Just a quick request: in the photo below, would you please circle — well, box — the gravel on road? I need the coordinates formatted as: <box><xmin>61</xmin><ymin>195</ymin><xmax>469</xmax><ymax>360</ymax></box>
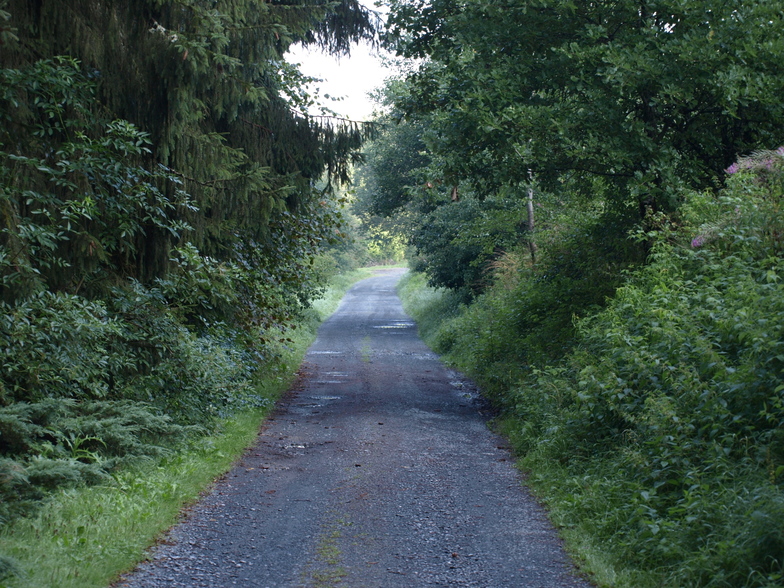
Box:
<box><xmin>118</xmin><ymin>268</ymin><xmax>592</xmax><ymax>588</ymax></box>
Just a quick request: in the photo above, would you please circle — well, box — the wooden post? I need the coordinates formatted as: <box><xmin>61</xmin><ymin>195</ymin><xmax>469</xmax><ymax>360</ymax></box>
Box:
<box><xmin>527</xmin><ymin>169</ymin><xmax>537</xmax><ymax>263</ymax></box>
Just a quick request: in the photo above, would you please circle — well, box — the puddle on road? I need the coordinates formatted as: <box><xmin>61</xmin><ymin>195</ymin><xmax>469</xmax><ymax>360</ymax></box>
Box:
<box><xmin>404</xmin><ymin>407</ymin><xmax>448</xmax><ymax>420</ymax></box>
<box><xmin>373</xmin><ymin>350</ymin><xmax>438</xmax><ymax>360</ymax></box>
<box><xmin>295</xmin><ymin>395</ymin><xmax>343</xmax><ymax>408</ymax></box>
<box><xmin>313</xmin><ymin>371</ymin><xmax>351</xmax><ymax>385</ymax></box>
<box><xmin>372</xmin><ymin>320</ymin><xmax>415</xmax><ymax>329</ymax></box>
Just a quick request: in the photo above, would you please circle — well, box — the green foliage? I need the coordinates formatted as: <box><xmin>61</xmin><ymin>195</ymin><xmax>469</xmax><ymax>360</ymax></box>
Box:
<box><xmin>409</xmin><ymin>202</ymin><xmax>642</xmax><ymax>396</ymax></box>
<box><xmin>409</xmin><ymin>191</ymin><xmax>525</xmax><ymax>298</ymax></box>
<box><xmin>0</xmin><ymin>398</ymin><xmax>192</xmax><ymax>524</ymax></box>
<box><xmin>401</xmin><ymin>152</ymin><xmax>784</xmax><ymax>586</ymax></box>
<box><xmin>0</xmin><ymin>553</ymin><xmax>19</xmax><ymax>583</ymax></box>
<box><xmin>354</xmin><ymin>92</ymin><xmax>431</xmax><ymax>218</ymax></box>
<box><xmin>396</xmin><ymin>270</ymin><xmax>463</xmax><ymax>341</ymax></box>
<box><xmin>0</xmin><ymin>292</ymin><xmax>114</xmax><ymax>402</ymax></box>
<box><xmin>0</xmin><ymin>58</ymin><xmax>191</xmax><ymax>301</ymax></box>
<box><xmin>512</xmin><ymin>176</ymin><xmax>784</xmax><ymax>586</ymax></box>
<box><xmin>385</xmin><ymin>0</ymin><xmax>784</xmax><ymax>212</ymax></box>
<box><xmin>351</xmin><ymin>85</ymin><xmax>429</xmax><ymax>266</ymax></box>
<box><xmin>360</xmin><ymin>221</ymin><xmax>408</xmax><ymax>264</ymax></box>
<box><xmin>0</xmin><ymin>284</ymin><xmax>267</xmax><ymax>419</ymax></box>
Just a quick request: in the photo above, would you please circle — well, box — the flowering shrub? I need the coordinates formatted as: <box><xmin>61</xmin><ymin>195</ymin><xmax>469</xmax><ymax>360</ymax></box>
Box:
<box><xmin>725</xmin><ymin>146</ymin><xmax>784</xmax><ymax>175</ymax></box>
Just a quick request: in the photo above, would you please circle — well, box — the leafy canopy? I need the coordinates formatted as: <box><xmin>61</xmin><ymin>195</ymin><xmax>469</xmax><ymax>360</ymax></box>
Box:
<box><xmin>385</xmin><ymin>0</ymin><xmax>784</xmax><ymax>210</ymax></box>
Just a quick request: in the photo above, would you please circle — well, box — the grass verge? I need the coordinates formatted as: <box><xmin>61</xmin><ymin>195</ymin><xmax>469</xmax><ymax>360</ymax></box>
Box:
<box><xmin>0</xmin><ymin>267</ymin><xmax>374</xmax><ymax>588</ymax></box>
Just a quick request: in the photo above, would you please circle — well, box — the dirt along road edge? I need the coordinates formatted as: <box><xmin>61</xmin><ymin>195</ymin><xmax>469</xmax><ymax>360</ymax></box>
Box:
<box><xmin>118</xmin><ymin>268</ymin><xmax>592</xmax><ymax>587</ymax></box>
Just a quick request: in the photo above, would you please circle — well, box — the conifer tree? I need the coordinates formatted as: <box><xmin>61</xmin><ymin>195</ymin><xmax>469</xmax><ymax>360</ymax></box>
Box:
<box><xmin>1</xmin><ymin>0</ymin><xmax>377</xmax><ymax>305</ymax></box>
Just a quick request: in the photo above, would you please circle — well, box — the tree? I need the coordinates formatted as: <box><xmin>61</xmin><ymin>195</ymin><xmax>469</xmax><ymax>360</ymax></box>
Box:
<box><xmin>385</xmin><ymin>0</ymin><xmax>784</xmax><ymax>212</ymax></box>
<box><xmin>1</xmin><ymin>0</ymin><xmax>377</xmax><ymax>286</ymax></box>
<box><xmin>1</xmin><ymin>0</ymin><xmax>380</xmax><ymax>329</ymax></box>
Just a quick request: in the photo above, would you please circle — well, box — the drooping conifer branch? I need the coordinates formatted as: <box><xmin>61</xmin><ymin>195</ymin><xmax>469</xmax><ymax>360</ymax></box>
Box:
<box><xmin>1</xmin><ymin>0</ymin><xmax>380</xmax><ymax>284</ymax></box>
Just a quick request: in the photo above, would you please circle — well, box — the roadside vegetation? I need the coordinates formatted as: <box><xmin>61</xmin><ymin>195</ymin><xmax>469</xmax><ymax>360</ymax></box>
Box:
<box><xmin>369</xmin><ymin>1</ymin><xmax>784</xmax><ymax>586</ymax></box>
<box><xmin>399</xmin><ymin>158</ymin><xmax>784</xmax><ymax>587</ymax></box>
<box><xmin>0</xmin><ymin>266</ymin><xmax>371</xmax><ymax>588</ymax></box>
<box><xmin>0</xmin><ymin>1</ymin><xmax>384</xmax><ymax>585</ymax></box>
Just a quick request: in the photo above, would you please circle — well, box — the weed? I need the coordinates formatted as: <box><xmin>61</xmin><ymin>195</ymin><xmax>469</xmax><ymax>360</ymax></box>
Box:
<box><xmin>303</xmin><ymin>512</ymin><xmax>352</xmax><ymax>588</ymax></box>
<box><xmin>360</xmin><ymin>337</ymin><xmax>373</xmax><ymax>363</ymax></box>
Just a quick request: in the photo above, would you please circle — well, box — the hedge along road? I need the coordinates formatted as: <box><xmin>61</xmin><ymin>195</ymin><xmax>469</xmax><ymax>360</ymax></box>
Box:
<box><xmin>119</xmin><ymin>268</ymin><xmax>592</xmax><ymax>588</ymax></box>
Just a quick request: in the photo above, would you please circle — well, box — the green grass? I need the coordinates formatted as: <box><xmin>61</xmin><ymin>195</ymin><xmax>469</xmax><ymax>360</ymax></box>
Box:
<box><xmin>301</xmin><ymin>511</ymin><xmax>352</xmax><ymax>588</ymax></box>
<box><xmin>0</xmin><ymin>267</ymin><xmax>375</xmax><ymax>588</ymax></box>
<box><xmin>0</xmin><ymin>409</ymin><xmax>272</xmax><ymax>588</ymax></box>
<box><xmin>396</xmin><ymin>271</ymin><xmax>462</xmax><ymax>346</ymax></box>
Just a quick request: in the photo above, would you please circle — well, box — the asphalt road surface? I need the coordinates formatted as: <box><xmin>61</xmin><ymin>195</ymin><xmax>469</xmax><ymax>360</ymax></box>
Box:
<box><xmin>119</xmin><ymin>268</ymin><xmax>592</xmax><ymax>588</ymax></box>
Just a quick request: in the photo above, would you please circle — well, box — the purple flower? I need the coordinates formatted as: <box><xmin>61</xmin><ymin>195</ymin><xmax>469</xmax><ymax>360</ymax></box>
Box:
<box><xmin>691</xmin><ymin>235</ymin><xmax>705</xmax><ymax>248</ymax></box>
<box><xmin>777</xmin><ymin>146</ymin><xmax>784</xmax><ymax>156</ymax></box>
<box><xmin>725</xmin><ymin>163</ymin><xmax>740</xmax><ymax>174</ymax></box>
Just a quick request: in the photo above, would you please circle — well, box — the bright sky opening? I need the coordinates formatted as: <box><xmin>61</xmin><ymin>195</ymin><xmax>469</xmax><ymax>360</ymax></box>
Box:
<box><xmin>286</xmin><ymin>42</ymin><xmax>391</xmax><ymax>121</ymax></box>
<box><xmin>286</xmin><ymin>3</ymin><xmax>393</xmax><ymax>121</ymax></box>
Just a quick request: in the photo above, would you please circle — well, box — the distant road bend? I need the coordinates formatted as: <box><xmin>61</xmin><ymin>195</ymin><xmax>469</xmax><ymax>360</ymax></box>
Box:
<box><xmin>120</xmin><ymin>268</ymin><xmax>592</xmax><ymax>587</ymax></box>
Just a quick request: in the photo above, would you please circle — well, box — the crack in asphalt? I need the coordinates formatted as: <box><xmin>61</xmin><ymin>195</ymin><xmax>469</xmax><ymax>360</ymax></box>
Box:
<box><xmin>118</xmin><ymin>268</ymin><xmax>593</xmax><ymax>588</ymax></box>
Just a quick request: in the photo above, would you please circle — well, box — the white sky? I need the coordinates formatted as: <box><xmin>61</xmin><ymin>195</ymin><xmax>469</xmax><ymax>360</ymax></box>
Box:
<box><xmin>285</xmin><ymin>43</ymin><xmax>391</xmax><ymax>121</ymax></box>
<box><xmin>285</xmin><ymin>3</ymin><xmax>394</xmax><ymax>121</ymax></box>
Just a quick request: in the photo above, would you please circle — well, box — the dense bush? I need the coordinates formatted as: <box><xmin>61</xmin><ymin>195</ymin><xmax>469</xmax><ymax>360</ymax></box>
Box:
<box><xmin>0</xmin><ymin>282</ymin><xmax>268</xmax><ymax>528</ymax></box>
<box><xmin>425</xmin><ymin>202</ymin><xmax>644</xmax><ymax>396</ymax></box>
<box><xmin>402</xmin><ymin>150</ymin><xmax>784</xmax><ymax>587</ymax></box>
<box><xmin>0</xmin><ymin>399</ymin><xmax>192</xmax><ymax>523</ymax></box>
<box><xmin>509</xmin><ymin>162</ymin><xmax>784</xmax><ymax>586</ymax></box>
<box><xmin>409</xmin><ymin>191</ymin><xmax>529</xmax><ymax>299</ymax></box>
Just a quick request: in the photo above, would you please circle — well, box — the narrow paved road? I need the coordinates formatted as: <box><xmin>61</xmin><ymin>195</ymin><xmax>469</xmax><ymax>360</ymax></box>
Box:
<box><xmin>119</xmin><ymin>268</ymin><xmax>591</xmax><ymax>587</ymax></box>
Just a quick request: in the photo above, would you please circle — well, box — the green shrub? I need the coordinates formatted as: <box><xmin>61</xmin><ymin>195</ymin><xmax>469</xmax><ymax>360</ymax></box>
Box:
<box><xmin>0</xmin><ymin>398</ymin><xmax>192</xmax><ymax>524</ymax></box>
<box><xmin>410</xmin><ymin>192</ymin><xmax>526</xmax><ymax>299</ymax></box>
<box><xmin>0</xmin><ymin>293</ymin><xmax>117</xmax><ymax>403</ymax></box>
<box><xmin>409</xmin><ymin>204</ymin><xmax>644</xmax><ymax>400</ymax></box>
<box><xmin>508</xmin><ymin>158</ymin><xmax>784</xmax><ymax>586</ymax></box>
<box><xmin>401</xmin><ymin>150</ymin><xmax>784</xmax><ymax>586</ymax></box>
